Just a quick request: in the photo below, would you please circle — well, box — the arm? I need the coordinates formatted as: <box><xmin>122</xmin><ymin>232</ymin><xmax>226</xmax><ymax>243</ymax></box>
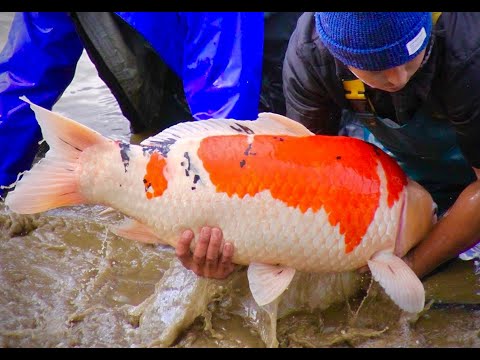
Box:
<box><xmin>404</xmin><ymin>168</ymin><xmax>480</xmax><ymax>278</ymax></box>
<box><xmin>282</xmin><ymin>20</ymin><xmax>341</xmax><ymax>134</ymax></box>
<box><xmin>404</xmin><ymin>46</ymin><xmax>480</xmax><ymax>279</ymax></box>
<box><xmin>0</xmin><ymin>12</ymin><xmax>83</xmax><ymax>196</ymax></box>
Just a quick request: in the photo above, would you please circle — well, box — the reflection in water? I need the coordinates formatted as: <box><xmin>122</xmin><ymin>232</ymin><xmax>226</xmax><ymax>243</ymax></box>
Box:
<box><xmin>1</xmin><ymin>12</ymin><xmax>480</xmax><ymax>348</ymax></box>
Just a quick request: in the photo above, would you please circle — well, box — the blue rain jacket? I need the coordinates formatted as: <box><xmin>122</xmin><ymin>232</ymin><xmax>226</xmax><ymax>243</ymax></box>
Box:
<box><xmin>0</xmin><ymin>12</ymin><xmax>264</xmax><ymax>191</ymax></box>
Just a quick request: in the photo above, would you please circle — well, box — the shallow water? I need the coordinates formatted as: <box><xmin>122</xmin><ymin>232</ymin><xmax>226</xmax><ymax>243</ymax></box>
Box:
<box><xmin>1</xmin><ymin>12</ymin><xmax>480</xmax><ymax>348</ymax></box>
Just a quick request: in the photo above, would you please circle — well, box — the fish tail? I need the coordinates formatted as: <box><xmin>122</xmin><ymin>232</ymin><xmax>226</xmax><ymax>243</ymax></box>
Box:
<box><xmin>5</xmin><ymin>96</ymin><xmax>108</xmax><ymax>214</ymax></box>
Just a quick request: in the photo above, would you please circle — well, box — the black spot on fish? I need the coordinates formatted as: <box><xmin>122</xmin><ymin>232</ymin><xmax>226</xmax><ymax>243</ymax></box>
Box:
<box><xmin>277</xmin><ymin>270</ymin><xmax>283</xmax><ymax>275</ymax></box>
<box><xmin>118</xmin><ymin>142</ymin><xmax>131</xmax><ymax>173</ymax></box>
<box><xmin>143</xmin><ymin>137</ymin><xmax>177</xmax><ymax>157</ymax></box>
<box><xmin>230</xmin><ymin>122</ymin><xmax>254</xmax><ymax>135</ymax></box>
<box><xmin>184</xmin><ymin>152</ymin><xmax>191</xmax><ymax>170</ymax></box>
<box><xmin>144</xmin><ymin>181</ymin><xmax>152</xmax><ymax>192</ymax></box>
<box><xmin>180</xmin><ymin>151</ymin><xmax>203</xmax><ymax>189</ymax></box>
<box><xmin>183</xmin><ymin>152</ymin><xmax>192</xmax><ymax>177</ymax></box>
<box><xmin>336</xmin><ymin>156</ymin><xmax>342</xmax><ymax>160</ymax></box>
<box><xmin>240</xmin><ymin>159</ymin><xmax>246</xmax><ymax>168</ymax></box>
<box><xmin>244</xmin><ymin>143</ymin><xmax>257</xmax><ymax>156</ymax></box>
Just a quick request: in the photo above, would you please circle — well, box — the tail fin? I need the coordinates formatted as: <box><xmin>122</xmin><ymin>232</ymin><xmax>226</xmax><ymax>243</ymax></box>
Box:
<box><xmin>5</xmin><ymin>96</ymin><xmax>108</xmax><ymax>214</ymax></box>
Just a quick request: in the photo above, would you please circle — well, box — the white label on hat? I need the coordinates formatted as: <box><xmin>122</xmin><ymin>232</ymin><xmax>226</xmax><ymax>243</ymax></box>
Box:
<box><xmin>406</xmin><ymin>27</ymin><xmax>427</xmax><ymax>56</ymax></box>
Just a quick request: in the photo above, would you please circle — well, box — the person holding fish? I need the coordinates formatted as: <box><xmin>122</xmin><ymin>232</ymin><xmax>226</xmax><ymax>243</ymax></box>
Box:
<box><xmin>0</xmin><ymin>12</ymin><xmax>301</xmax><ymax>279</ymax></box>
<box><xmin>270</xmin><ymin>12</ymin><xmax>480</xmax><ymax>280</ymax></box>
<box><xmin>180</xmin><ymin>12</ymin><xmax>480</xmax><ymax>283</ymax></box>
<box><xmin>4</xmin><ymin>11</ymin><xmax>478</xmax><ymax>301</ymax></box>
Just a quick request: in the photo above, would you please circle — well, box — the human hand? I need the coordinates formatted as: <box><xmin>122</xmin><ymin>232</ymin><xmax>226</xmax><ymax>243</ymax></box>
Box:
<box><xmin>176</xmin><ymin>226</ymin><xmax>235</xmax><ymax>279</ymax></box>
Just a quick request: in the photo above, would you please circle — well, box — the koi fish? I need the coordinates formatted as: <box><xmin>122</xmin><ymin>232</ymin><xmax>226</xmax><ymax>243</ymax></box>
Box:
<box><xmin>5</xmin><ymin>97</ymin><xmax>437</xmax><ymax>314</ymax></box>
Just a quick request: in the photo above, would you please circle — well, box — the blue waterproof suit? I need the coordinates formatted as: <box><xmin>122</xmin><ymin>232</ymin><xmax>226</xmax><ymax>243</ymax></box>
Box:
<box><xmin>0</xmin><ymin>12</ymin><xmax>264</xmax><ymax>193</ymax></box>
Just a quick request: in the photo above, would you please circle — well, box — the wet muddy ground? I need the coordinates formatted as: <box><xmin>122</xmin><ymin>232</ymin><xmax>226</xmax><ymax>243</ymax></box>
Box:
<box><xmin>1</xmin><ymin>202</ymin><xmax>480</xmax><ymax>348</ymax></box>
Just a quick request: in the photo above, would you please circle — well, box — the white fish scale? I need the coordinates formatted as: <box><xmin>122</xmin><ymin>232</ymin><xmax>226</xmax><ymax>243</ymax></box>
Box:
<box><xmin>347</xmin><ymin>162</ymin><xmax>404</xmax><ymax>268</ymax></box>
<box><xmin>79</xmin><ymin>138</ymin><xmax>405</xmax><ymax>274</ymax></box>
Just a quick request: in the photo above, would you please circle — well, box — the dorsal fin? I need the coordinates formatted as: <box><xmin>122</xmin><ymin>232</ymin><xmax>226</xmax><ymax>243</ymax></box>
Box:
<box><xmin>140</xmin><ymin>112</ymin><xmax>313</xmax><ymax>146</ymax></box>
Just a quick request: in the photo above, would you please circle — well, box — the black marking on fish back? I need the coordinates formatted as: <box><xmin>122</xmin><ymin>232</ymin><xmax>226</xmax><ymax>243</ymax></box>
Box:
<box><xmin>142</xmin><ymin>137</ymin><xmax>177</xmax><ymax>157</ymax></box>
<box><xmin>180</xmin><ymin>152</ymin><xmax>203</xmax><ymax>191</ymax></box>
<box><xmin>183</xmin><ymin>152</ymin><xmax>191</xmax><ymax>177</ymax></box>
<box><xmin>230</xmin><ymin>122</ymin><xmax>254</xmax><ymax>135</ymax></box>
<box><xmin>244</xmin><ymin>143</ymin><xmax>257</xmax><ymax>156</ymax></box>
<box><xmin>118</xmin><ymin>142</ymin><xmax>131</xmax><ymax>173</ymax></box>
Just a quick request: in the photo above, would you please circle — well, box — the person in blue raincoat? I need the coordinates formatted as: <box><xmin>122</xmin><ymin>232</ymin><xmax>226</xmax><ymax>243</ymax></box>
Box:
<box><xmin>0</xmin><ymin>12</ymin><xmax>302</xmax><ymax>278</ymax></box>
<box><xmin>281</xmin><ymin>12</ymin><xmax>480</xmax><ymax>281</ymax></box>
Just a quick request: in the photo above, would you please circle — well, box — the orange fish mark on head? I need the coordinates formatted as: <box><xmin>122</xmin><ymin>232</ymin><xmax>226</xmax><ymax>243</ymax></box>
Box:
<box><xmin>198</xmin><ymin>135</ymin><xmax>386</xmax><ymax>253</ymax></box>
<box><xmin>143</xmin><ymin>152</ymin><xmax>168</xmax><ymax>199</ymax></box>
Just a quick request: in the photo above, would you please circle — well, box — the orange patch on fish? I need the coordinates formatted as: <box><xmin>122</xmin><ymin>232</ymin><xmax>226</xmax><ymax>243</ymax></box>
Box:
<box><xmin>144</xmin><ymin>152</ymin><xmax>168</xmax><ymax>199</ymax></box>
<box><xmin>376</xmin><ymin>149</ymin><xmax>407</xmax><ymax>207</ymax></box>
<box><xmin>198</xmin><ymin>135</ymin><xmax>405</xmax><ymax>253</ymax></box>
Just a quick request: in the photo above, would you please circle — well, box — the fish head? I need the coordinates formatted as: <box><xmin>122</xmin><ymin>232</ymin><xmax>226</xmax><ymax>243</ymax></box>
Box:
<box><xmin>394</xmin><ymin>179</ymin><xmax>437</xmax><ymax>257</ymax></box>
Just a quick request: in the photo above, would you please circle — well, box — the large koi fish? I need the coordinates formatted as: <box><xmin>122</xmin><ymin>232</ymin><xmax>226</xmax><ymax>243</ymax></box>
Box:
<box><xmin>5</xmin><ymin>97</ymin><xmax>437</xmax><ymax>314</ymax></box>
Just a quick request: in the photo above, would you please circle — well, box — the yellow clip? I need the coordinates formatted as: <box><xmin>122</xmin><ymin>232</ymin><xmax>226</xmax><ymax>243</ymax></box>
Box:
<box><xmin>343</xmin><ymin>79</ymin><xmax>366</xmax><ymax>100</ymax></box>
<box><xmin>432</xmin><ymin>12</ymin><xmax>442</xmax><ymax>25</ymax></box>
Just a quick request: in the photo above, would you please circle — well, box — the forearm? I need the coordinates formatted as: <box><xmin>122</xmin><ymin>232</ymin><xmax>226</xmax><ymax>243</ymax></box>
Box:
<box><xmin>406</xmin><ymin>177</ymin><xmax>480</xmax><ymax>279</ymax></box>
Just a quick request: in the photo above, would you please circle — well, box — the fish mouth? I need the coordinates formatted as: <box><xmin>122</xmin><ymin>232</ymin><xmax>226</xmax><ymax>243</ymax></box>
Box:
<box><xmin>394</xmin><ymin>180</ymin><xmax>437</xmax><ymax>258</ymax></box>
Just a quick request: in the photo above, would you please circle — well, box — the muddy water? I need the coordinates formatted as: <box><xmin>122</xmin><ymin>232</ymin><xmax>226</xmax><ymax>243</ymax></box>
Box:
<box><xmin>1</xmin><ymin>12</ymin><xmax>480</xmax><ymax>348</ymax></box>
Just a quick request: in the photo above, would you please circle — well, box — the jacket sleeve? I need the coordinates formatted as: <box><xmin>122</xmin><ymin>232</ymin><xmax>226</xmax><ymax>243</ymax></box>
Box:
<box><xmin>282</xmin><ymin>25</ymin><xmax>341</xmax><ymax>135</ymax></box>
<box><xmin>0</xmin><ymin>12</ymin><xmax>83</xmax><ymax>193</ymax></box>
<box><xmin>181</xmin><ymin>12</ymin><xmax>264</xmax><ymax>121</ymax></box>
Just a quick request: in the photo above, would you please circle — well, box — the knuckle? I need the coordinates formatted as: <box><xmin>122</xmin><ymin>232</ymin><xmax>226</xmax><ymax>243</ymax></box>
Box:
<box><xmin>206</xmin><ymin>254</ymin><xmax>218</xmax><ymax>263</ymax></box>
<box><xmin>193</xmin><ymin>255</ymin><xmax>205</xmax><ymax>264</ymax></box>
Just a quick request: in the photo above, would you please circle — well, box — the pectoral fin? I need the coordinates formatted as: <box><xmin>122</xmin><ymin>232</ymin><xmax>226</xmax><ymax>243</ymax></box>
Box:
<box><xmin>110</xmin><ymin>218</ymin><xmax>165</xmax><ymax>244</ymax></box>
<box><xmin>367</xmin><ymin>251</ymin><xmax>425</xmax><ymax>313</ymax></box>
<box><xmin>247</xmin><ymin>263</ymin><xmax>296</xmax><ymax>306</ymax></box>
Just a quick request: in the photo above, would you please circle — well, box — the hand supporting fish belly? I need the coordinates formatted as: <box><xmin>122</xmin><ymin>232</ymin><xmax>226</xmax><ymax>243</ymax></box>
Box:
<box><xmin>6</xmin><ymin>96</ymin><xmax>438</xmax><ymax>314</ymax></box>
<box><xmin>176</xmin><ymin>226</ymin><xmax>235</xmax><ymax>280</ymax></box>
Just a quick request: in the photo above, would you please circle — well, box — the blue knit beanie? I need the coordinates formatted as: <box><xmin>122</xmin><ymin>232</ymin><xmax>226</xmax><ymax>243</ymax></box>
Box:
<box><xmin>315</xmin><ymin>12</ymin><xmax>432</xmax><ymax>71</ymax></box>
